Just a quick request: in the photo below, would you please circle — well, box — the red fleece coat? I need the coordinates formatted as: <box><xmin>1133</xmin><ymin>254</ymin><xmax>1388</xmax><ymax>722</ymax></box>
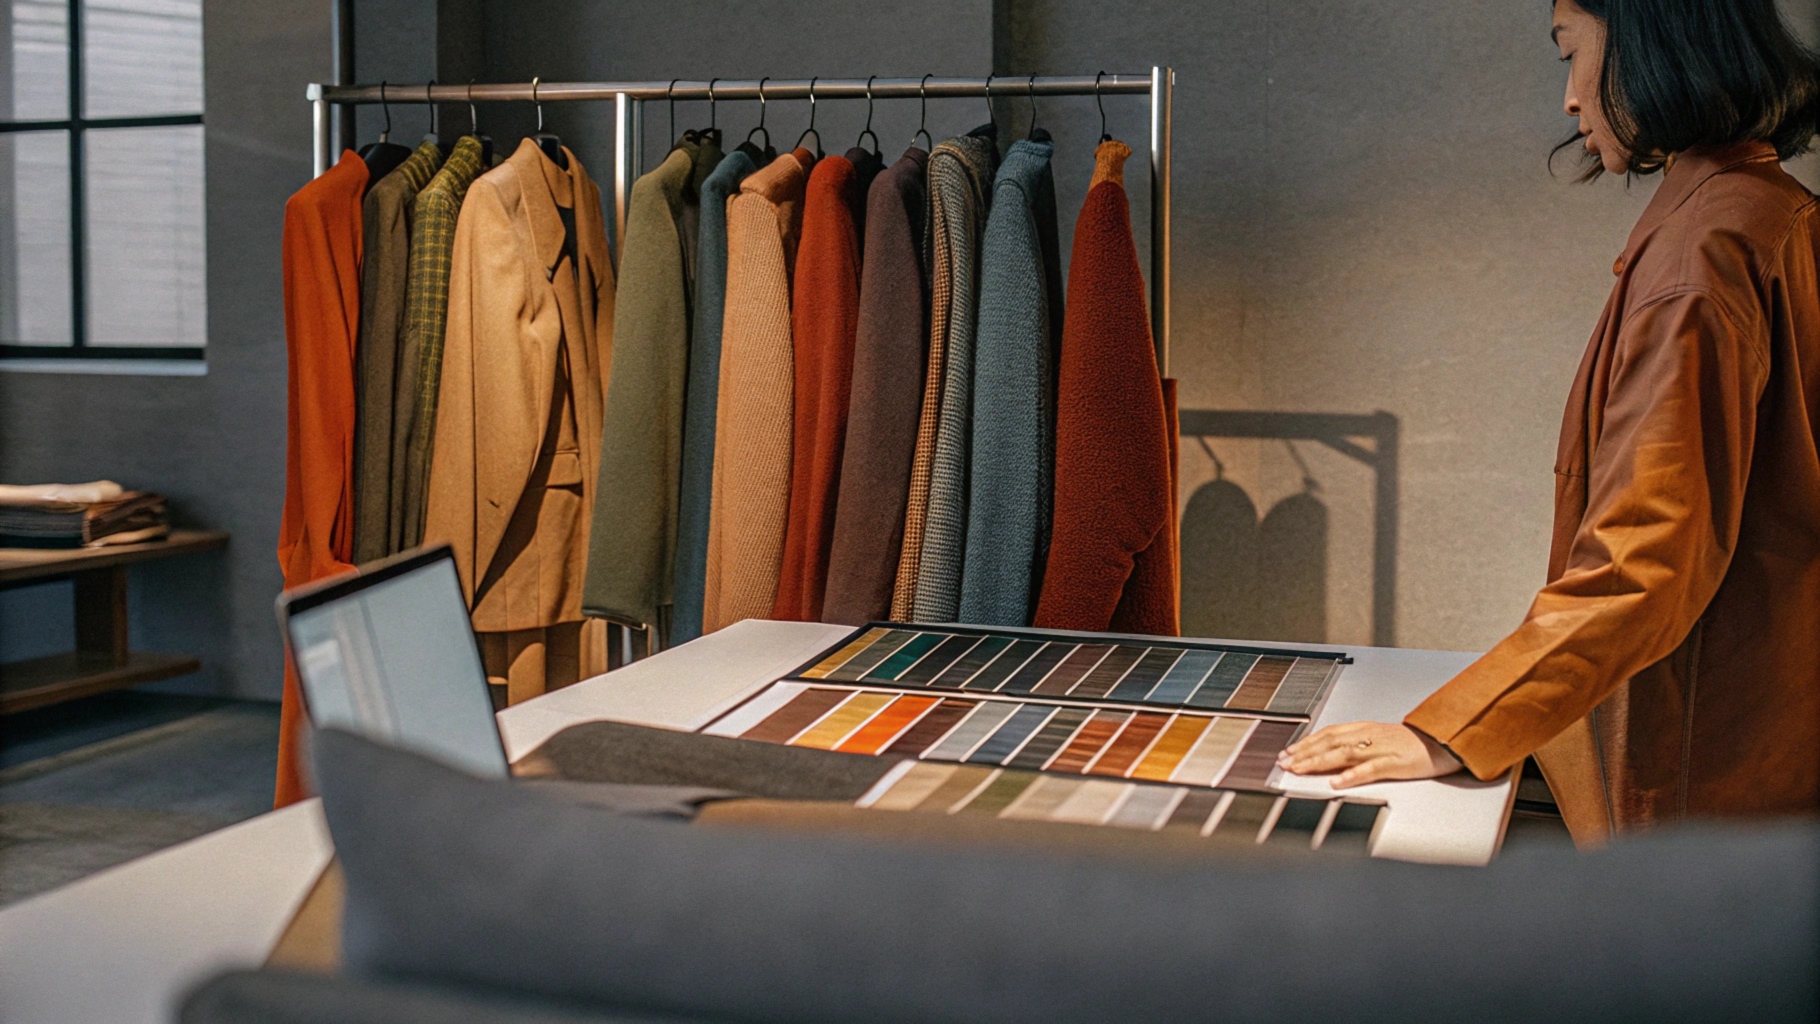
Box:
<box><xmin>773</xmin><ymin>154</ymin><xmax>864</xmax><ymax>621</ymax></box>
<box><xmin>1035</xmin><ymin>141</ymin><xmax>1179</xmax><ymax>636</ymax></box>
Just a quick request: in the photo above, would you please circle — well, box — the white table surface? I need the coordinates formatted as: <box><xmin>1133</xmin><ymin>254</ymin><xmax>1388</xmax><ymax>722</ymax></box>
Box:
<box><xmin>0</xmin><ymin>619</ymin><xmax>1513</xmax><ymax>1023</ymax></box>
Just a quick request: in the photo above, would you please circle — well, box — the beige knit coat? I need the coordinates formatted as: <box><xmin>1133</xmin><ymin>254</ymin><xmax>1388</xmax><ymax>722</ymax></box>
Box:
<box><xmin>702</xmin><ymin>150</ymin><xmax>812</xmax><ymax>632</ymax></box>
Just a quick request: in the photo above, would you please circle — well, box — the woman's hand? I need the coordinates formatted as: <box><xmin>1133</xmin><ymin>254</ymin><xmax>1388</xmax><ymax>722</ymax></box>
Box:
<box><xmin>1277</xmin><ymin>721</ymin><xmax>1463</xmax><ymax>789</ymax></box>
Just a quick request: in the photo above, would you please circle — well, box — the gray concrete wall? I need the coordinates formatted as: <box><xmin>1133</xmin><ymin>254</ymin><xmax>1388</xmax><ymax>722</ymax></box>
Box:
<box><xmin>4</xmin><ymin>1</ymin><xmax>1814</xmax><ymax>699</ymax></box>
<box><xmin>1005</xmin><ymin>0</ymin><xmax>1820</xmax><ymax>650</ymax></box>
<box><xmin>0</xmin><ymin>1</ymin><xmax>331</xmax><ymax>696</ymax></box>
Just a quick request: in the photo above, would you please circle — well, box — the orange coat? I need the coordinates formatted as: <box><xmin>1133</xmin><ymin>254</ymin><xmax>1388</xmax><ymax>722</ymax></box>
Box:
<box><xmin>1406</xmin><ymin>143</ymin><xmax>1820</xmax><ymax>843</ymax></box>
<box><xmin>275</xmin><ymin>150</ymin><xmax>367</xmax><ymax>807</ymax></box>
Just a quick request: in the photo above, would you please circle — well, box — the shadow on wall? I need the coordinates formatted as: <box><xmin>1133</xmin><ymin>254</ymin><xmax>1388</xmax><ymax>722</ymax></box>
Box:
<box><xmin>1177</xmin><ymin>411</ymin><xmax>1399</xmax><ymax>648</ymax></box>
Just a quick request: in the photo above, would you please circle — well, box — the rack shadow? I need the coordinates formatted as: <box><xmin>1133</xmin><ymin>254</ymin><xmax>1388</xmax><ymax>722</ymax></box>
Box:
<box><xmin>1177</xmin><ymin>410</ymin><xmax>1399</xmax><ymax>648</ymax></box>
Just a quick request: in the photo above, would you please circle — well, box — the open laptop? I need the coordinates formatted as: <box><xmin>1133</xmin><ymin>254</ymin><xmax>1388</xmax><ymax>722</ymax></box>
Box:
<box><xmin>276</xmin><ymin>545</ymin><xmax>510</xmax><ymax>779</ymax></box>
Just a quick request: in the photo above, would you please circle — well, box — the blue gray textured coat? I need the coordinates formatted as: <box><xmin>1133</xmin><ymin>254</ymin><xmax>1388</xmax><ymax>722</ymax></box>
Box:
<box><xmin>960</xmin><ymin>136</ymin><xmax>1063</xmax><ymax>626</ymax></box>
<box><xmin>670</xmin><ymin>148</ymin><xmax>756</xmax><ymax>643</ymax></box>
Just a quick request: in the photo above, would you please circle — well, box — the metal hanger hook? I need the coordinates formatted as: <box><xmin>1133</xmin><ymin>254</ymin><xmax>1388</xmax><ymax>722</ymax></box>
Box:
<box><xmin>426</xmin><ymin>79</ymin><xmax>437</xmax><ymax>136</ymax></box>
<box><xmin>379</xmin><ymin>80</ymin><xmax>392</xmax><ymax>140</ymax></box>
<box><xmin>708</xmin><ymin>77</ymin><xmax>719</xmax><ymax>130</ymax></box>
<box><xmin>531</xmin><ymin>76</ymin><xmax>543</xmax><ymax>132</ymax></box>
<box><xmin>747</xmin><ymin>76</ymin><xmax>771</xmax><ymax>150</ymax></box>
<box><xmin>913</xmin><ymin>73</ymin><xmax>934</xmax><ymax>150</ymax></box>
<box><xmin>858</xmin><ymin>74</ymin><xmax>879</xmax><ymax>152</ymax></box>
<box><xmin>983</xmin><ymin>73</ymin><xmax>995</xmax><ymax>128</ymax></box>
<box><xmin>795</xmin><ymin>75</ymin><xmax>820</xmax><ymax>152</ymax></box>
<box><xmin>467</xmin><ymin>79</ymin><xmax>479</xmax><ymax>135</ymax></box>
<box><xmin>668</xmin><ymin>79</ymin><xmax>680</xmax><ymax>142</ymax></box>
<box><xmin>1026</xmin><ymin>73</ymin><xmax>1038</xmax><ymax>136</ymax></box>
<box><xmin>1095</xmin><ymin>70</ymin><xmax>1109</xmax><ymax>141</ymax></box>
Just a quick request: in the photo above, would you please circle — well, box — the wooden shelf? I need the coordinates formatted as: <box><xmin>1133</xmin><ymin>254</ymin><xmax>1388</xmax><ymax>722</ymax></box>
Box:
<box><xmin>0</xmin><ymin>529</ymin><xmax>228</xmax><ymax>588</ymax></box>
<box><xmin>0</xmin><ymin>651</ymin><xmax>202</xmax><ymax>715</ymax></box>
<box><xmin>0</xmin><ymin>528</ymin><xmax>228</xmax><ymax>714</ymax></box>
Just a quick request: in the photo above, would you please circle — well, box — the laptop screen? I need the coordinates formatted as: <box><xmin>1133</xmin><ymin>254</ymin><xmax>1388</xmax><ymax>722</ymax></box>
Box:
<box><xmin>284</xmin><ymin>553</ymin><xmax>509</xmax><ymax>779</ymax></box>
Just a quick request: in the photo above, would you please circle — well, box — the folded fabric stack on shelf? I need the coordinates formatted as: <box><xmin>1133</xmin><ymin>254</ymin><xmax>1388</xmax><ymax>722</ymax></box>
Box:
<box><xmin>0</xmin><ymin>480</ymin><xmax>170</xmax><ymax>549</ymax></box>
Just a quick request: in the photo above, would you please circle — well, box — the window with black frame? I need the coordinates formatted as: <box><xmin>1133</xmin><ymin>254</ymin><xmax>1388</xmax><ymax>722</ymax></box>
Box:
<box><xmin>0</xmin><ymin>0</ymin><xmax>204</xmax><ymax>363</ymax></box>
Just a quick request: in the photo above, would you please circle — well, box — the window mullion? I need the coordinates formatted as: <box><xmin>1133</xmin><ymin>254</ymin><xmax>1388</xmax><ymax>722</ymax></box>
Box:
<box><xmin>67</xmin><ymin>0</ymin><xmax>85</xmax><ymax>348</ymax></box>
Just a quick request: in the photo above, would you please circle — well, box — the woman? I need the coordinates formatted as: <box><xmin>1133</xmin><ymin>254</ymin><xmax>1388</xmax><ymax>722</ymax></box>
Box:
<box><xmin>1281</xmin><ymin>0</ymin><xmax>1820</xmax><ymax>844</ymax></box>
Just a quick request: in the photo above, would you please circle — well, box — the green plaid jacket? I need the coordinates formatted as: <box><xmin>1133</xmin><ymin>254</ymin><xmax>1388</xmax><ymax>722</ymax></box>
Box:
<box><xmin>390</xmin><ymin>134</ymin><xmax>486</xmax><ymax>551</ymax></box>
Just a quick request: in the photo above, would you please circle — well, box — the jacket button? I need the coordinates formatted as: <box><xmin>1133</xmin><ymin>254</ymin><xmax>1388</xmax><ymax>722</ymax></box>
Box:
<box><xmin>1612</xmin><ymin>256</ymin><xmax>1625</xmax><ymax>276</ymax></box>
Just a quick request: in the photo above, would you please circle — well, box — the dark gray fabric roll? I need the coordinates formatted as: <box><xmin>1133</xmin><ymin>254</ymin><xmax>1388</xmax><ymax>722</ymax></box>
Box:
<box><xmin>179</xmin><ymin>968</ymin><xmax>708</xmax><ymax>1024</ymax></box>
<box><xmin>521</xmin><ymin>719</ymin><xmax>896</xmax><ymax>801</ymax></box>
<box><xmin>316</xmin><ymin>729</ymin><xmax>1817</xmax><ymax>1024</ymax></box>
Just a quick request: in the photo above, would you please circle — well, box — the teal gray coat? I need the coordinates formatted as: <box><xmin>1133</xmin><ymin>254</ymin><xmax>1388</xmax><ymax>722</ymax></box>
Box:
<box><xmin>960</xmin><ymin>135</ymin><xmax>1063</xmax><ymax>626</ymax></box>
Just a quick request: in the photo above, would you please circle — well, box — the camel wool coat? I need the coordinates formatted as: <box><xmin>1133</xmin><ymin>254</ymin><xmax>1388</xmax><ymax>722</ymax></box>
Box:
<box><xmin>703</xmin><ymin>149</ymin><xmax>813</xmax><ymax>632</ymax></box>
<box><xmin>1405</xmin><ymin>143</ymin><xmax>1820</xmax><ymax>843</ymax></box>
<box><xmin>423</xmin><ymin>140</ymin><xmax>614</xmax><ymax>703</ymax></box>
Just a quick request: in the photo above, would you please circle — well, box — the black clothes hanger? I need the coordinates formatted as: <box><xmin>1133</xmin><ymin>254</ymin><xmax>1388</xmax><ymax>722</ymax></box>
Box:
<box><xmin>467</xmin><ymin>80</ymin><xmax>493</xmax><ymax>165</ymax></box>
<box><xmin>358</xmin><ymin>81</ymin><xmax>413</xmax><ymax>180</ymax></box>
<box><xmin>698</xmin><ymin>78</ymin><xmax>723</xmax><ymax>150</ymax></box>
<box><xmin>855</xmin><ymin>75</ymin><xmax>880</xmax><ymax>157</ymax></box>
<box><xmin>966</xmin><ymin>74</ymin><xmax>997</xmax><ymax>141</ymax></box>
<box><xmin>1025</xmin><ymin>74</ymin><xmax>1041</xmax><ymax>140</ymax></box>
<box><xmin>737</xmin><ymin>77</ymin><xmax>772</xmax><ymax>165</ymax></box>
<box><xmin>529</xmin><ymin>77</ymin><xmax>567</xmax><ymax>170</ymax></box>
<box><xmin>794</xmin><ymin>76</ymin><xmax>822</xmax><ymax>159</ymax></box>
<box><xmin>667</xmin><ymin>79</ymin><xmax>698</xmax><ymax>153</ymax></box>
<box><xmin>422</xmin><ymin>80</ymin><xmax>442</xmax><ymax>151</ymax></box>
<box><xmin>1096</xmin><ymin>71</ymin><xmax>1113</xmax><ymax>143</ymax></box>
<box><xmin>911</xmin><ymin>74</ymin><xmax>934</xmax><ymax>152</ymax></box>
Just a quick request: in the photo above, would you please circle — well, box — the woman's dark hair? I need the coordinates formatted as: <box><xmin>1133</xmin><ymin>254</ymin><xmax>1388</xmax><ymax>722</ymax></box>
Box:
<box><xmin>1554</xmin><ymin>0</ymin><xmax>1820</xmax><ymax>178</ymax></box>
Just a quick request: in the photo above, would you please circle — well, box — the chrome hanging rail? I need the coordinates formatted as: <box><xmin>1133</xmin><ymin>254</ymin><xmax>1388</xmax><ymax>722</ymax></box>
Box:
<box><xmin>306</xmin><ymin>71</ymin><xmax>1171</xmax><ymax>374</ymax></box>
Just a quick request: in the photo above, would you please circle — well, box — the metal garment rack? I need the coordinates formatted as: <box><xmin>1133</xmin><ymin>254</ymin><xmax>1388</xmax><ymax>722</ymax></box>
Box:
<box><xmin>308</xmin><ymin>71</ymin><xmax>1174</xmax><ymax>375</ymax></box>
<box><xmin>306</xmin><ymin>71</ymin><xmax>1174</xmax><ymax>662</ymax></box>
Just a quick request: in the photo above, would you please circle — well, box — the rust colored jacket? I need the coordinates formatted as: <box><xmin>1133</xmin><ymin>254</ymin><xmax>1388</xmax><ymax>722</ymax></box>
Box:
<box><xmin>276</xmin><ymin>150</ymin><xmax>367</xmax><ymax>806</ymax></box>
<box><xmin>1406</xmin><ymin>143</ymin><xmax>1820</xmax><ymax>843</ymax></box>
<box><xmin>1034</xmin><ymin>142</ymin><xmax>1179</xmax><ymax>637</ymax></box>
<box><xmin>775</xmin><ymin>152</ymin><xmax>864</xmax><ymax>622</ymax></box>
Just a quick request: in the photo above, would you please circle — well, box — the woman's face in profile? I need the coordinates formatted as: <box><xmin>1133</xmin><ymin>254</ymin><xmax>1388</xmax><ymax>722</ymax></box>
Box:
<box><xmin>1554</xmin><ymin>0</ymin><xmax>1632</xmax><ymax>175</ymax></box>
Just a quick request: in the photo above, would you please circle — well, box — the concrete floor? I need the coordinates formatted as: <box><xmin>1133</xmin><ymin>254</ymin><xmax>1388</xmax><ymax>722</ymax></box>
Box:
<box><xmin>0</xmin><ymin>692</ymin><xmax>280</xmax><ymax>907</ymax></box>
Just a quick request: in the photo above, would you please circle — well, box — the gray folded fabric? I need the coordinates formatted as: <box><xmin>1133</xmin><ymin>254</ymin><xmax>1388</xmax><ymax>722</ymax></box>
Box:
<box><xmin>180</xmin><ymin>968</ymin><xmax>712</xmax><ymax>1024</ymax></box>
<box><xmin>519</xmin><ymin>719</ymin><xmax>896</xmax><ymax>801</ymax></box>
<box><xmin>315</xmin><ymin>728</ymin><xmax>1817</xmax><ymax>1024</ymax></box>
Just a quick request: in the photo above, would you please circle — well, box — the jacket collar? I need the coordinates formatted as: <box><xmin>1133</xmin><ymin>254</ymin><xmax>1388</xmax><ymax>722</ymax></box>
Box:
<box><xmin>1623</xmin><ymin>141</ymin><xmax>1780</xmax><ymax>263</ymax></box>
<box><xmin>506</xmin><ymin>137</ymin><xmax>581</xmax><ymax>281</ymax></box>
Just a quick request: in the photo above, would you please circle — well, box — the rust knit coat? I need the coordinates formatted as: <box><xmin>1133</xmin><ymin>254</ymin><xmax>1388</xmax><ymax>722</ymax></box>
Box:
<box><xmin>276</xmin><ymin>150</ymin><xmax>367</xmax><ymax>807</ymax></box>
<box><xmin>774</xmin><ymin>153</ymin><xmax>865</xmax><ymax>621</ymax></box>
<box><xmin>1034</xmin><ymin>141</ymin><xmax>1179</xmax><ymax>637</ymax></box>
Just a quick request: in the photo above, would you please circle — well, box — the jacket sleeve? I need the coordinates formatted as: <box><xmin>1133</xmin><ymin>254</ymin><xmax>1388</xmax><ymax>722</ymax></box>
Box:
<box><xmin>1405</xmin><ymin>290</ymin><xmax>1769</xmax><ymax>780</ymax></box>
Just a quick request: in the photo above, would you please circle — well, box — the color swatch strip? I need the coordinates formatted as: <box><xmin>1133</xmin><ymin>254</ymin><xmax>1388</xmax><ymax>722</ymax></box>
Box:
<box><xmin>857</xmin><ymin>761</ymin><xmax>1382</xmax><ymax>852</ymax></box>
<box><xmin>792</xmin><ymin>627</ymin><xmax>1345</xmax><ymax>718</ymax></box>
<box><xmin>705</xmin><ymin>682</ymin><xmax>1299</xmax><ymax>793</ymax></box>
